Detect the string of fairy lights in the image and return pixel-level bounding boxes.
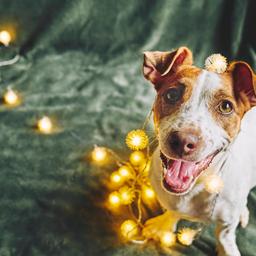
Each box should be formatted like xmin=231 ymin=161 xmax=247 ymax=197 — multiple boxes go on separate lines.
xmin=1 ymin=28 xmax=225 ymax=250
xmin=91 ymin=129 xmax=224 ymax=248
xmin=0 ymin=30 xmax=55 ymax=133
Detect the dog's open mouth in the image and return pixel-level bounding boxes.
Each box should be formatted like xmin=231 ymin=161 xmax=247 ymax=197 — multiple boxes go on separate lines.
xmin=160 ymin=151 xmax=217 ymax=195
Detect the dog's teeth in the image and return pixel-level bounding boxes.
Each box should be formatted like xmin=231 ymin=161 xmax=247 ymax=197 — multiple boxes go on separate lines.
xmin=164 ymin=168 xmax=167 ymax=176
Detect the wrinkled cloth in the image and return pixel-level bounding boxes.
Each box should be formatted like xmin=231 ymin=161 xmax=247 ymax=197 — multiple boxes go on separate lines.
xmin=0 ymin=0 xmax=255 ymax=255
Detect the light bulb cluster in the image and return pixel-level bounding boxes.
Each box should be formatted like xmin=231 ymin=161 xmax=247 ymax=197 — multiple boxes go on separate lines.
xmin=91 ymin=127 xmax=225 ymax=248
xmin=91 ymin=130 xmax=199 ymax=247
xmin=107 ymin=148 xmax=154 ymax=209
xmin=92 ymin=129 xmax=157 ymax=240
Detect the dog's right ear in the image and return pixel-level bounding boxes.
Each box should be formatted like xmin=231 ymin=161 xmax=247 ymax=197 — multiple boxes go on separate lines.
xmin=228 ymin=61 xmax=256 ymax=110
xmin=143 ymin=46 xmax=193 ymax=89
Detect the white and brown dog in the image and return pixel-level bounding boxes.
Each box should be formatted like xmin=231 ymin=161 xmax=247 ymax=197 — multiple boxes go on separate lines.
xmin=142 ymin=47 xmax=256 ymax=256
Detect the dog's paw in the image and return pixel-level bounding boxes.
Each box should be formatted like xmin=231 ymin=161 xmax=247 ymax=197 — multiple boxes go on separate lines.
xmin=240 ymin=207 xmax=249 ymax=228
xmin=142 ymin=211 xmax=179 ymax=239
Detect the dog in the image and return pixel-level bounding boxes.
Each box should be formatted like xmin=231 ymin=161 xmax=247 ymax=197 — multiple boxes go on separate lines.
xmin=142 ymin=46 xmax=256 ymax=256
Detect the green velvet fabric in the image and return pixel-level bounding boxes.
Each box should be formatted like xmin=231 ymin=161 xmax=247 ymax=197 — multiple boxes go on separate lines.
xmin=0 ymin=0 xmax=255 ymax=255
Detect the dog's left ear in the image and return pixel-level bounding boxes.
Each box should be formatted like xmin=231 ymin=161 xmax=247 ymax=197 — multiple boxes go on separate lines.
xmin=229 ymin=61 xmax=256 ymax=109
xmin=143 ymin=46 xmax=193 ymax=90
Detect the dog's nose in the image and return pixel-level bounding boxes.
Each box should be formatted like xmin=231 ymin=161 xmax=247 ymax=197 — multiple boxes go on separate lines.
xmin=168 ymin=130 xmax=200 ymax=156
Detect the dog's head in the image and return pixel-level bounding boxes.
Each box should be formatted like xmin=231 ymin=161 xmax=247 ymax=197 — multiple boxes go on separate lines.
xmin=143 ymin=46 xmax=256 ymax=195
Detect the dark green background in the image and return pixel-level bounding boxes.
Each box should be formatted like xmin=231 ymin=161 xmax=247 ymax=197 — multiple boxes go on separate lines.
xmin=0 ymin=0 xmax=255 ymax=255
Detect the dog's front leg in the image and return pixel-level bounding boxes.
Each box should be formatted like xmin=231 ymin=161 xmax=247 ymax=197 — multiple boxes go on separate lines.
xmin=143 ymin=210 xmax=180 ymax=240
xmin=215 ymin=219 xmax=240 ymax=256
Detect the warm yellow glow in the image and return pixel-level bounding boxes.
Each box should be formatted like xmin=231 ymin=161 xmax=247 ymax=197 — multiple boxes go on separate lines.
xmin=142 ymin=186 xmax=155 ymax=199
xmin=129 ymin=151 xmax=145 ymax=166
xmin=118 ymin=165 xmax=132 ymax=178
xmin=120 ymin=220 xmax=138 ymax=239
xmin=110 ymin=171 xmax=123 ymax=186
xmin=37 ymin=116 xmax=53 ymax=134
xmin=108 ymin=191 xmax=121 ymax=207
xmin=3 ymin=89 xmax=19 ymax=106
xmin=138 ymin=160 xmax=151 ymax=174
xmin=144 ymin=160 xmax=151 ymax=173
xmin=177 ymin=228 xmax=197 ymax=246
xmin=91 ymin=147 xmax=107 ymax=162
xmin=160 ymin=231 xmax=176 ymax=247
xmin=0 ymin=30 xmax=11 ymax=46
xmin=126 ymin=129 xmax=149 ymax=150
xmin=204 ymin=174 xmax=224 ymax=194
xmin=119 ymin=186 xmax=134 ymax=205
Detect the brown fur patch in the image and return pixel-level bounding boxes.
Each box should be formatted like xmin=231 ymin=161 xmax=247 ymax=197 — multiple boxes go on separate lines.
xmin=153 ymin=66 xmax=253 ymax=141
xmin=153 ymin=66 xmax=201 ymax=125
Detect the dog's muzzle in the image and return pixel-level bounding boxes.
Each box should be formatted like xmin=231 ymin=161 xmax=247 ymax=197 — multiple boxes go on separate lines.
xmin=160 ymin=150 xmax=219 ymax=195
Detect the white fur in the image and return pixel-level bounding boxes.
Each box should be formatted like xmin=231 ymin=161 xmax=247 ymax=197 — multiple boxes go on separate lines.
xmin=151 ymin=104 xmax=256 ymax=256
xmin=159 ymin=70 xmax=229 ymax=161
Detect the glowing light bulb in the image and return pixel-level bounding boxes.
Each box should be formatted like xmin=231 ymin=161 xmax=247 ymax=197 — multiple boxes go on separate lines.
xmin=129 ymin=151 xmax=145 ymax=166
xmin=204 ymin=174 xmax=224 ymax=194
xmin=177 ymin=228 xmax=197 ymax=246
xmin=142 ymin=186 xmax=155 ymax=199
xmin=91 ymin=146 xmax=107 ymax=162
xmin=120 ymin=220 xmax=138 ymax=239
xmin=160 ymin=232 xmax=176 ymax=247
xmin=3 ymin=89 xmax=19 ymax=106
xmin=110 ymin=171 xmax=123 ymax=186
xmin=108 ymin=191 xmax=121 ymax=207
xmin=0 ymin=30 xmax=11 ymax=46
xmin=126 ymin=129 xmax=149 ymax=150
xmin=119 ymin=186 xmax=134 ymax=205
xmin=118 ymin=165 xmax=132 ymax=178
xmin=37 ymin=116 xmax=53 ymax=134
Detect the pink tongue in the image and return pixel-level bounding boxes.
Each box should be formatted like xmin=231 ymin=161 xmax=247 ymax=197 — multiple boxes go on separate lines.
xmin=165 ymin=160 xmax=197 ymax=189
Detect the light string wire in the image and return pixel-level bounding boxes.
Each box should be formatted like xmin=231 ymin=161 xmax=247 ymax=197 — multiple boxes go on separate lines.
xmin=0 ymin=54 xmax=20 ymax=67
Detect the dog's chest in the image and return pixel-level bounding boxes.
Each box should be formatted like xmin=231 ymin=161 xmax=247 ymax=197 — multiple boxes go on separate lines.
xmin=152 ymin=174 xmax=216 ymax=220
xmin=174 ymin=185 xmax=216 ymax=219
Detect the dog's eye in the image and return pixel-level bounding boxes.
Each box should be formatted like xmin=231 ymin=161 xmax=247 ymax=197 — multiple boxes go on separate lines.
xmin=164 ymin=85 xmax=185 ymax=104
xmin=218 ymin=100 xmax=233 ymax=115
